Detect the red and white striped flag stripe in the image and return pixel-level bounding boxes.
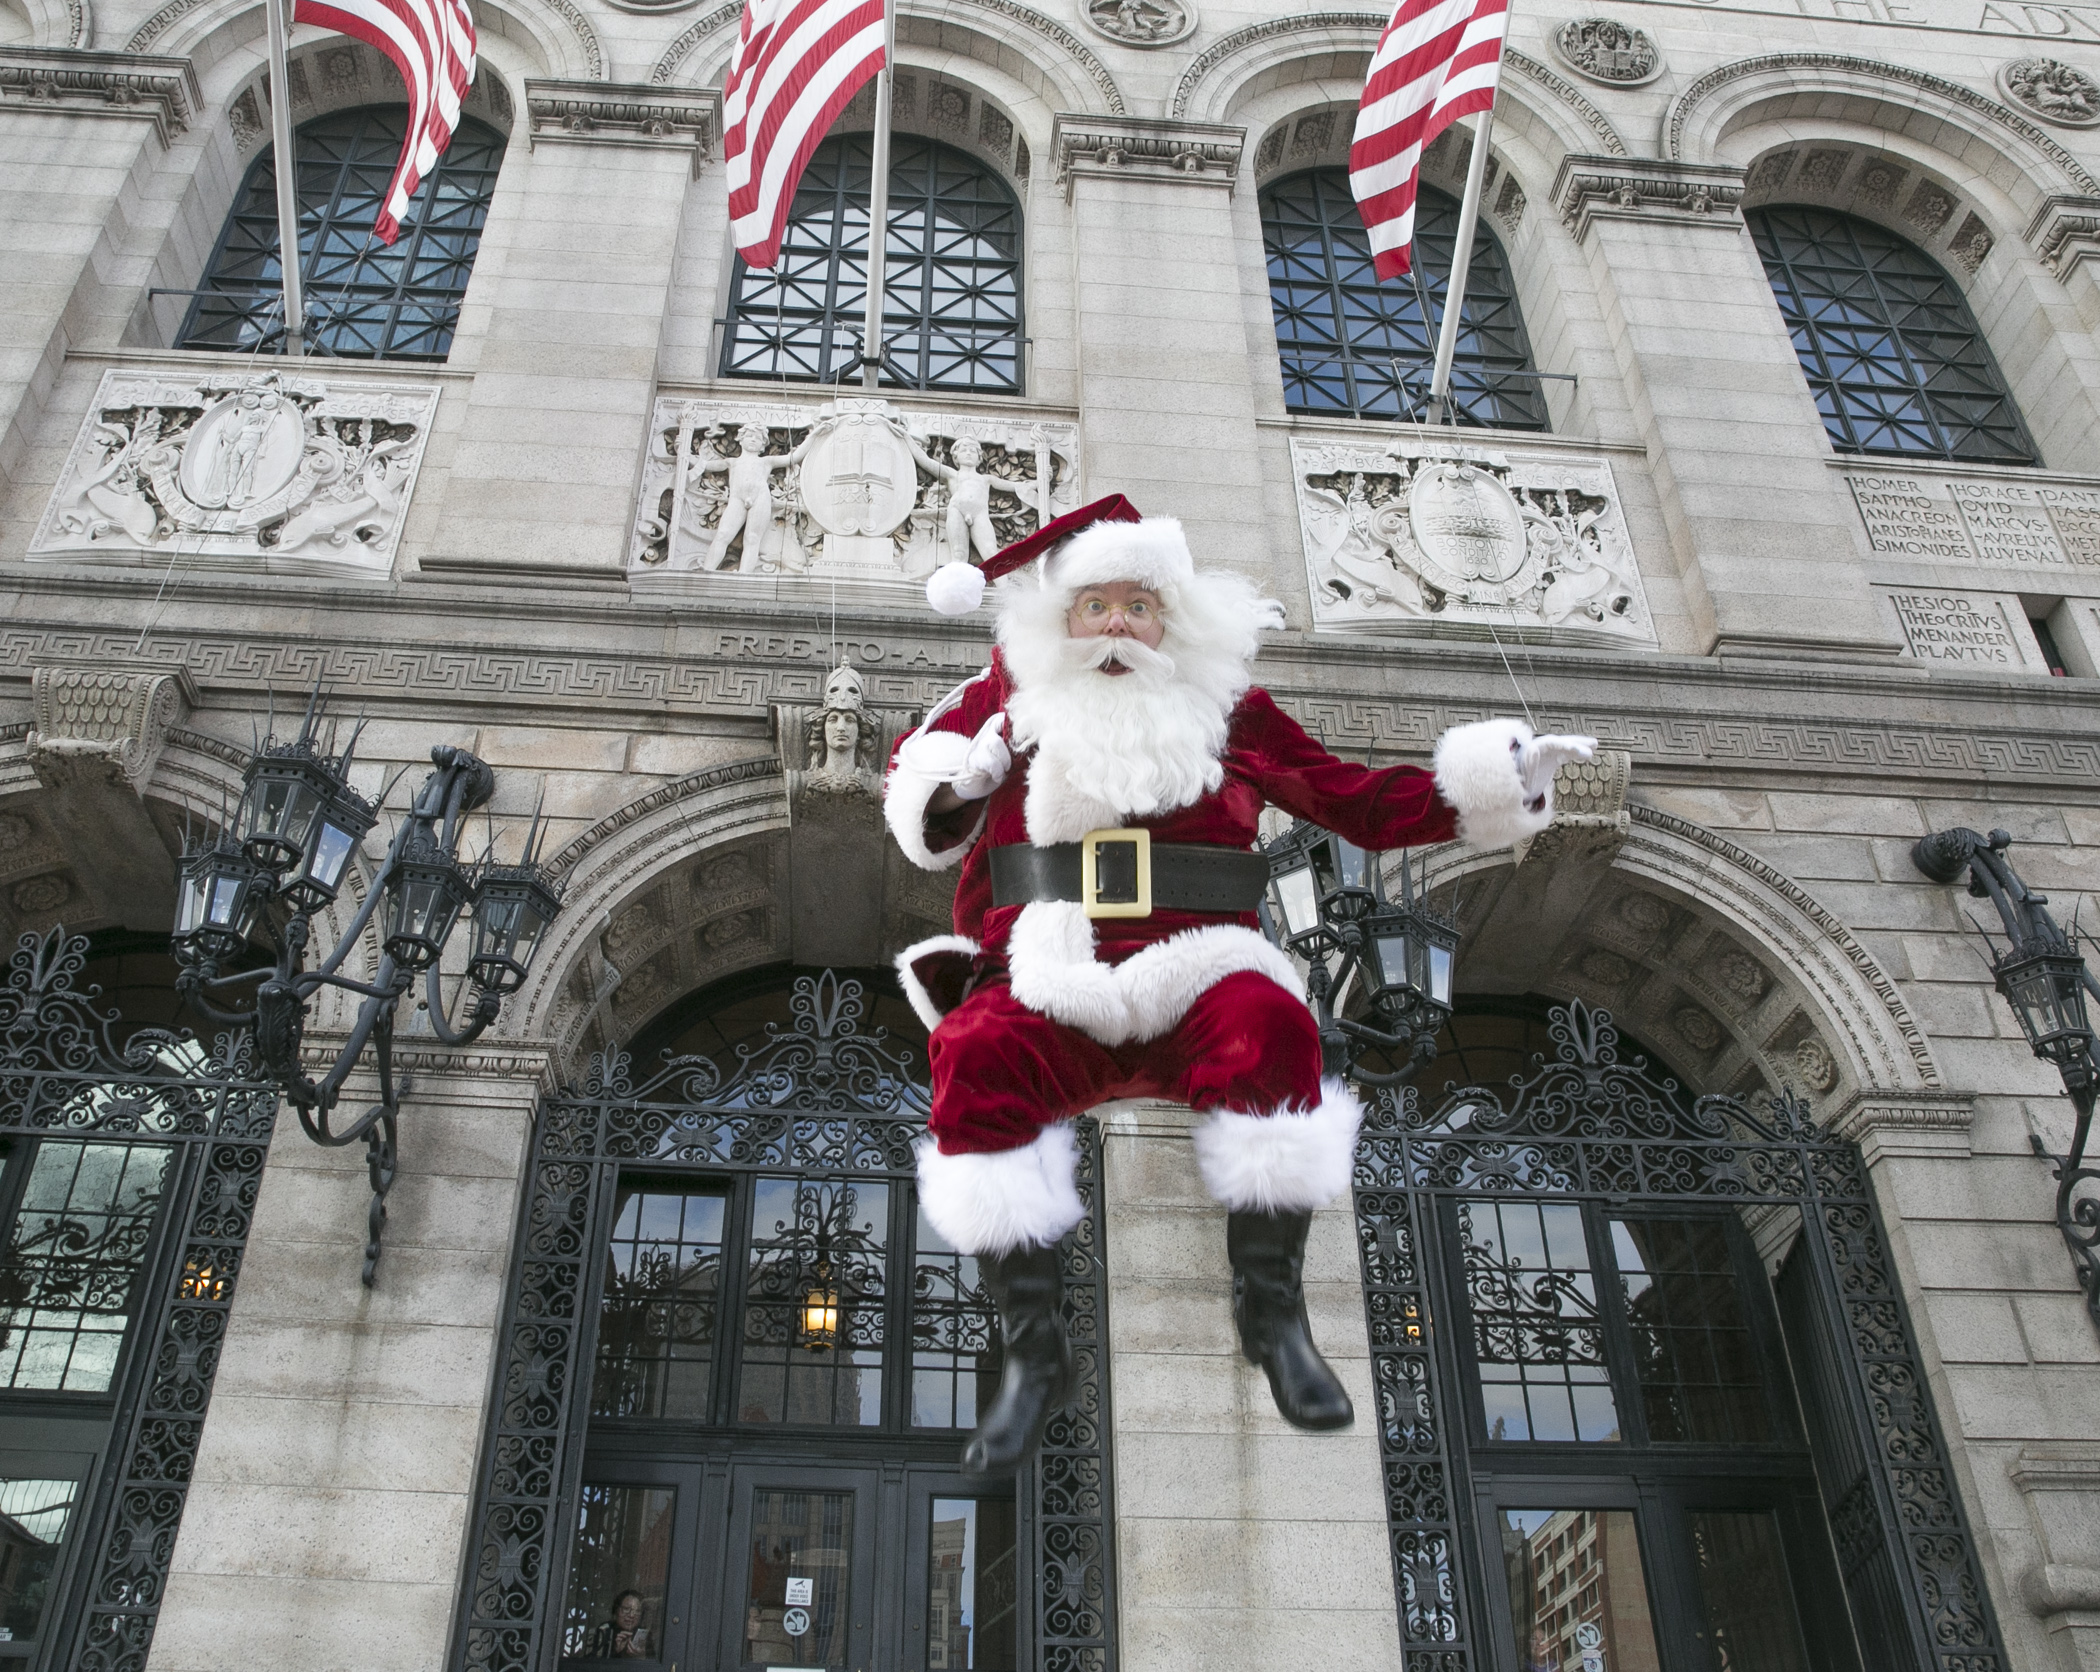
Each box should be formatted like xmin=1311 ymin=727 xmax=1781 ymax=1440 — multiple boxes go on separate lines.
xmin=724 ymin=0 xmax=886 ymax=269
xmin=293 ymin=0 xmax=476 ymax=244
xmin=1348 ymin=0 xmax=1507 ymax=279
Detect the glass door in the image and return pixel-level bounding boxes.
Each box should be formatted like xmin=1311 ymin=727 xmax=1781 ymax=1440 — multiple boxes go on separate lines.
xmin=720 ymin=1466 xmax=880 ymax=1672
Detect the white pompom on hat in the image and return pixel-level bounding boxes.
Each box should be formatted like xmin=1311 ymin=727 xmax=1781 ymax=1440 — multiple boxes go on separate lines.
xmin=926 ymin=492 xmax=1152 ymax=616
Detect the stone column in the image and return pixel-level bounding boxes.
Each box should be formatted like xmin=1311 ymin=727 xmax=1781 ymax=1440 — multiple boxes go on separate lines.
xmin=1553 ymin=157 xmax=1902 ymax=661
xmin=1100 ymin=1100 xmax=1401 ymax=1672
xmin=422 ymin=83 xmax=718 ymax=582
xmin=148 ymin=1042 xmax=555 ymax=1672
xmin=1053 ymin=117 xmax=1271 ymax=577
xmin=0 ymin=49 xmax=200 ymax=500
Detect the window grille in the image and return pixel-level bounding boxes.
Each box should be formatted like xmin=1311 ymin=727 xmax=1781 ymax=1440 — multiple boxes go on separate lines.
xmin=1260 ymin=167 xmax=1547 ymax=429
xmin=721 ymin=133 xmax=1024 ymax=394
xmin=181 ymin=105 xmax=505 ymax=361
xmin=1749 ymin=204 xmax=2036 ymax=463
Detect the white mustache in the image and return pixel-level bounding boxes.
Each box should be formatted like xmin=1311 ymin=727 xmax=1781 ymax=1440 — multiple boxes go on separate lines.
xmin=1065 ymin=633 xmax=1177 ymax=679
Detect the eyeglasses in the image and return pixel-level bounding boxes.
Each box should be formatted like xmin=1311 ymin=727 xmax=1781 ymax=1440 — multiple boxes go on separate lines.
xmin=1071 ymin=595 xmax=1158 ymax=623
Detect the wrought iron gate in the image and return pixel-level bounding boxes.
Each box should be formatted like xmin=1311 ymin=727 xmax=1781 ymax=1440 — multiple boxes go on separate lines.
xmin=1354 ymin=1001 xmax=2009 ymax=1672
xmin=451 ymin=971 xmax=1118 ymax=1672
xmin=0 ymin=929 xmax=279 ymax=1672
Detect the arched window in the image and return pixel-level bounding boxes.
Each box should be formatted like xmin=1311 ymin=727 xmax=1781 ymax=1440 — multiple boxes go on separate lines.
xmin=181 ymin=105 xmax=505 ymax=361
xmin=1260 ymin=167 xmax=1547 ymax=430
xmin=721 ymin=133 xmax=1023 ymax=395
xmin=1749 ymin=204 xmax=2035 ymax=464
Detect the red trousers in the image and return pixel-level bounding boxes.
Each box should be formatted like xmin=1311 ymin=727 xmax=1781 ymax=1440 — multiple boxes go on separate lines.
xmin=927 ymin=970 xmax=1324 ymax=1154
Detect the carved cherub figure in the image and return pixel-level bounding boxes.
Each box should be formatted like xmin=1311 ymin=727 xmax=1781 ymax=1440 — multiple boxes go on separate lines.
xmin=905 ymin=435 xmax=1000 ymax=568
xmin=689 ymin=422 xmax=810 ymax=572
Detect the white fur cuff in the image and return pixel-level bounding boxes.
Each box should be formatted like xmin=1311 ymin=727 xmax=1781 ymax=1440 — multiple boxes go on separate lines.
xmin=1433 ymin=717 xmax=1554 ymax=851
xmin=895 ymin=934 xmax=982 ymax=1032
xmin=916 ymin=1123 xmax=1085 ymax=1256
xmin=1192 ymin=1079 xmax=1363 ymax=1212
xmin=884 ymin=729 xmax=984 ymax=870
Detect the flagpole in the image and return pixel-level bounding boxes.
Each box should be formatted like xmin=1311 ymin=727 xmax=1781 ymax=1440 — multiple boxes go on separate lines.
xmin=859 ymin=0 xmax=895 ymax=391
xmin=1424 ymin=102 xmax=1492 ymax=424
xmin=264 ymin=0 xmax=306 ymax=356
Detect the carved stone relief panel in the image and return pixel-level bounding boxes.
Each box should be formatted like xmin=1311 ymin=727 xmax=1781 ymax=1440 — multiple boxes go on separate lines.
xmin=31 ymin=368 xmax=438 ymax=575
xmin=1842 ymin=462 xmax=2100 ymax=573
xmin=1551 ymin=17 xmax=1662 ymax=86
xmin=1290 ymin=436 xmax=1657 ymax=646
xmin=629 ymin=396 xmax=1081 ymax=584
xmin=1999 ymin=57 xmax=2100 ymax=126
xmin=1081 ymin=0 xmax=1196 ymax=46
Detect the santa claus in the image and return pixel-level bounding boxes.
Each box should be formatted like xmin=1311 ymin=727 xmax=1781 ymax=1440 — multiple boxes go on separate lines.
xmin=885 ymin=495 xmax=1594 ymax=1477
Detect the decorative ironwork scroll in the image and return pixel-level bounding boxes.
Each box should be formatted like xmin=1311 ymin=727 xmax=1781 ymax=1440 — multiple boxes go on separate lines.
xmin=453 ymin=970 xmax=1116 ymax=1672
xmin=0 ymin=928 xmax=279 ymax=1672
xmin=1352 ymin=1000 xmax=2008 ymax=1672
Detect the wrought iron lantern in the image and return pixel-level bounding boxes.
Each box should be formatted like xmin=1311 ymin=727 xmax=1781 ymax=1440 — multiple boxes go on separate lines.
xmin=173 ymin=694 xmax=565 ymax=1285
xmin=1915 ymin=826 xmax=2099 ymax=1335
xmin=801 ymin=1265 xmax=841 ymax=1353
xmin=1258 ymin=820 xmax=1459 ymax=1084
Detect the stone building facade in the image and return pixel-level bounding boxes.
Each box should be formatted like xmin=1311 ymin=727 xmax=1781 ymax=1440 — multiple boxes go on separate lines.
xmin=1 ymin=0 xmax=2099 ymax=1663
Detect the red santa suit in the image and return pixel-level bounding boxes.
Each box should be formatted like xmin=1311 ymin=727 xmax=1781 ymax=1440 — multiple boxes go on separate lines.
xmin=886 ymin=513 xmax=1573 ymax=1258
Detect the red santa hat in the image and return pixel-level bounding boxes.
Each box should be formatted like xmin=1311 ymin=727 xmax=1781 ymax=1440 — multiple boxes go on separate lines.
xmin=925 ymin=494 xmax=1194 ymax=616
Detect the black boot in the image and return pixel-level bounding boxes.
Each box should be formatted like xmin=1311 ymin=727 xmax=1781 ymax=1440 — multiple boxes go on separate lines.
xmin=1228 ymin=1209 xmax=1354 ymax=1431
xmin=961 ymin=1241 xmax=1076 ymax=1478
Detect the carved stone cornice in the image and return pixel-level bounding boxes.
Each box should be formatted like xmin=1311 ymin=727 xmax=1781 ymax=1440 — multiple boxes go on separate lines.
xmin=523 ymin=78 xmax=720 ymax=169
xmin=1823 ymin=1089 xmax=1974 ymax=1164
xmin=27 ymin=661 xmax=195 ymax=794
xmin=2025 ymin=194 xmax=2100 ymax=278
xmin=0 ymin=47 xmax=199 ymax=147
xmin=1051 ymin=113 xmax=1245 ymax=200
xmin=1553 ymin=155 xmax=1747 ymax=239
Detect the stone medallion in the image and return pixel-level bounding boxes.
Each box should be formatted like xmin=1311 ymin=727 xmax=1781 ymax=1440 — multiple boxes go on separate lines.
xmin=1997 ymin=57 xmax=2100 ymax=126
xmin=1552 ymin=17 xmax=1663 ymax=86
xmin=1406 ymin=462 xmax=1542 ymax=605
xmin=177 ymin=386 xmax=308 ymax=510
xmin=1081 ymin=0 xmax=1197 ymax=47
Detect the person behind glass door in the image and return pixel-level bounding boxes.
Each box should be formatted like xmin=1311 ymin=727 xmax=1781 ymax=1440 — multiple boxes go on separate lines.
xmin=589 ymin=1590 xmax=649 ymax=1658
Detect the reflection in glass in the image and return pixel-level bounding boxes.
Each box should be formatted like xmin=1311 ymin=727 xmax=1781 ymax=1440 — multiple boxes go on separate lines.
xmin=740 ymin=1179 xmax=888 ymax=1426
xmin=559 ymin=1484 xmax=673 ymax=1662
xmin=1460 ymin=1201 xmax=1619 ymax=1442
xmin=745 ymin=1490 xmax=852 ymax=1667
xmin=912 ymin=1207 xmax=1002 ymax=1429
xmin=592 ymin=1186 xmax=727 ymax=1419
xmin=1611 ymin=1218 xmax=1769 ymax=1444
xmin=927 ymin=1498 xmax=1018 ymax=1670
xmin=1500 ymin=1508 xmax=1661 ymax=1672
xmin=0 ymin=1477 xmax=76 ymax=1647
xmin=1689 ymin=1511 xmax=1812 ymax=1672
xmin=0 ymin=1140 xmax=172 ymax=1391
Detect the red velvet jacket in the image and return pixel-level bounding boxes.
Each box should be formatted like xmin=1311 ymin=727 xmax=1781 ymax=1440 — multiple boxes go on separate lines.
xmin=890 ymin=651 xmax=1459 ymax=970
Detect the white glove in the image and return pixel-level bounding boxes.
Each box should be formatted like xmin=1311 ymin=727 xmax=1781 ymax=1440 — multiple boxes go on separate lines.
xmin=950 ymin=713 xmax=1012 ymax=801
xmin=1515 ymin=733 xmax=1597 ymax=812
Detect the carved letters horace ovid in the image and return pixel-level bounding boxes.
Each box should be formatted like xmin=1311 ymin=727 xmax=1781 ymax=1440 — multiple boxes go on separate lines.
xmin=629 ymin=395 xmax=1081 ymax=583
xmin=31 ymin=368 xmax=438 ymax=574
xmin=1289 ymin=436 xmax=1656 ymax=645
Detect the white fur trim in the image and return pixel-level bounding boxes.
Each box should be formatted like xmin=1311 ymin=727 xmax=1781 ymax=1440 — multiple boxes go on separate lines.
xmin=1192 ymin=1078 xmax=1363 ymax=1212
xmin=916 ymin=1122 xmax=1085 ymax=1256
xmin=884 ymin=730 xmax=985 ymax=870
xmin=1046 ymin=516 xmax=1194 ymax=597
xmin=1433 ymin=717 xmax=1554 ymax=851
xmin=1005 ymin=903 xmax=1305 ymax=1046
xmin=927 ymin=562 xmax=986 ymax=616
xmin=895 ymin=934 xmax=983 ymax=1032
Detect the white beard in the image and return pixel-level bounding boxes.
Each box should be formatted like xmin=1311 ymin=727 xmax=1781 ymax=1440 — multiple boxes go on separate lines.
xmin=1006 ymin=635 xmax=1233 ymax=844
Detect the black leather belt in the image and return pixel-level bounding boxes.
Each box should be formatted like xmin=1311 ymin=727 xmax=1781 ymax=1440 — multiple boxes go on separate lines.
xmin=990 ymin=832 xmax=1269 ymax=920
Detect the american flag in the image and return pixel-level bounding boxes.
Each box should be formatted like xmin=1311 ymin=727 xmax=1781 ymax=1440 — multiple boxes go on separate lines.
xmin=1348 ymin=0 xmax=1508 ymax=279
xmin=293 ymin=0 xmax=476 ymax=244
xmin=725 ymin=0 xmax=887 ymax=268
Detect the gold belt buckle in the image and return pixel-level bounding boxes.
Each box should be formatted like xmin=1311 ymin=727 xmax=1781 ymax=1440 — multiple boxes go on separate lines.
xmin=1080 ymin=828 xmax=1152 ymax=920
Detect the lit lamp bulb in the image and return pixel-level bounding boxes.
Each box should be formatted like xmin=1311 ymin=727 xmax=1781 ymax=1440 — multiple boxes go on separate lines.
xmin=801 ymin=1271 xmax=839 ymax=1353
